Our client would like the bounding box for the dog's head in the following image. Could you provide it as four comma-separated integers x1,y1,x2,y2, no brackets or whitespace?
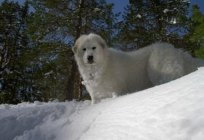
72,33,107,65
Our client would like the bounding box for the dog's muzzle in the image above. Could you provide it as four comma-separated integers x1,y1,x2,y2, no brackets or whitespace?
87,55,94,64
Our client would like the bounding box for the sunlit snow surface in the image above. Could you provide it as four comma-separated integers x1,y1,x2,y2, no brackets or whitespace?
1,67,204,140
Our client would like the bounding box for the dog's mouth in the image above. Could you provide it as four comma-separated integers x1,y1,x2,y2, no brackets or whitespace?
87,60,96,65
88,61,94,64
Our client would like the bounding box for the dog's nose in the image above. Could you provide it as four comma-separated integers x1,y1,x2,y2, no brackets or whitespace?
87,55,94,63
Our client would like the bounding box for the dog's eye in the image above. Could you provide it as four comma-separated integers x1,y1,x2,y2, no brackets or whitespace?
83,48,86,51
92,47,96,50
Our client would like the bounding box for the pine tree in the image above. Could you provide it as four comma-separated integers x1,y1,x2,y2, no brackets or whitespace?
187,5,204,59
118,0,191,50
0,0,31,103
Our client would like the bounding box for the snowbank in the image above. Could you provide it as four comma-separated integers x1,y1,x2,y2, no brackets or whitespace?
1,67,204,140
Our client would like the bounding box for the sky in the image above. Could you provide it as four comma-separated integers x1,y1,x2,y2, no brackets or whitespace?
106,0,204,15
0,0,203,16
0,0,203,26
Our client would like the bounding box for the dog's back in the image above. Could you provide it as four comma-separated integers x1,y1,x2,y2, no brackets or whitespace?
147,43,202,85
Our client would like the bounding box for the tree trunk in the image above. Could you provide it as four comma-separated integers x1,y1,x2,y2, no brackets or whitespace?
66,56,82,100
66,0,84,101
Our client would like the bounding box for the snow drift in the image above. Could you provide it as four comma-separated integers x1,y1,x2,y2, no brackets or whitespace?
1,67,204,140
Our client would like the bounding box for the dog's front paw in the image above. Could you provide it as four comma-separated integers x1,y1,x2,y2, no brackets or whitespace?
91,99,100,104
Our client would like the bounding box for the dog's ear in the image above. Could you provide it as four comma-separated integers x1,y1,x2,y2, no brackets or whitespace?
72,39,80,53
99,39,107,49
72,45,77,53
95,34,107,49
73,35,86,53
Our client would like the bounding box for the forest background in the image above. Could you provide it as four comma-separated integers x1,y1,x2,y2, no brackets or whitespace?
0,0,204,104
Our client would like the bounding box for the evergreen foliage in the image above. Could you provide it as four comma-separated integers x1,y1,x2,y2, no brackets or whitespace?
0,0,203,104
187,5,204,59
117,0,191,51
0,0,31,103
0,0,117,103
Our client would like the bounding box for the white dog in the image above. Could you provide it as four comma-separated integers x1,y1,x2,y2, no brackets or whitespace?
73,33,204,103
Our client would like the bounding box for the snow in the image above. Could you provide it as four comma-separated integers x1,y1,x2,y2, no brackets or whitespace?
163,9,169,13
94,8,101,12
44,70,54,76
182,0,191,3
136,14,142,18
170,17,177,24
1,67,204,140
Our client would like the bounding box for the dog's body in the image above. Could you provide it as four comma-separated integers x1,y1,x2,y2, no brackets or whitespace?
73,33,204,103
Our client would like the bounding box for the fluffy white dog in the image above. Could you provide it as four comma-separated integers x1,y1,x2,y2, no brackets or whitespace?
73,33,204,103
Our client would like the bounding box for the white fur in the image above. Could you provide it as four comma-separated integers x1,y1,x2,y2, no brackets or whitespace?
73,33,204,104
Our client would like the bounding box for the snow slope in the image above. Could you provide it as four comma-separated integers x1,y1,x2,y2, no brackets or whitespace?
1,68,204,140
